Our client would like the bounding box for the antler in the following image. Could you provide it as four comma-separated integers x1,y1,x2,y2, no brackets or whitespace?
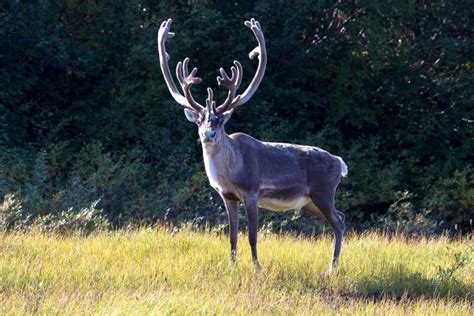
214,18,267,115
213,61,243,115
158,18,266,115
157,19,204,112
176,58,205,110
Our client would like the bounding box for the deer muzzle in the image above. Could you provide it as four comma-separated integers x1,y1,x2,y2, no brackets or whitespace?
202,128,216,143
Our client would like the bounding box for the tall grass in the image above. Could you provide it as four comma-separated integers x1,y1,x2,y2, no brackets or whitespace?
0,229,472,314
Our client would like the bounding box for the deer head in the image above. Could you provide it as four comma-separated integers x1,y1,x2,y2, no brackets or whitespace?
157,18,267,146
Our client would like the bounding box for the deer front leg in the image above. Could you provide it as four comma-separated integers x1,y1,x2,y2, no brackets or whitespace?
223,198,239,263
243,195,261,271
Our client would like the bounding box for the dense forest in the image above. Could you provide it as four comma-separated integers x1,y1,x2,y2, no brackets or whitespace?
1,0,472,235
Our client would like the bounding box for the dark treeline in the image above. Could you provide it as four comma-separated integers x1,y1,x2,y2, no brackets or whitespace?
0,0,472,234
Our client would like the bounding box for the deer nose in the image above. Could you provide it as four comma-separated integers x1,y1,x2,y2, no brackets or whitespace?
204,128,216,138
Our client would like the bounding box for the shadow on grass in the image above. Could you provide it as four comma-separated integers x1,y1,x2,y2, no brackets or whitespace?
271,263,472,301
351,263,473,301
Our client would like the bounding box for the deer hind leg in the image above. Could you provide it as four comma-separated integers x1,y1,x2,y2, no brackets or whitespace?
309,191,346,273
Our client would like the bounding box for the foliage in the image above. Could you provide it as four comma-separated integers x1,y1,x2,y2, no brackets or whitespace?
0,0,472,233
436,246,472,284
0,229,472,314
1,193,108,234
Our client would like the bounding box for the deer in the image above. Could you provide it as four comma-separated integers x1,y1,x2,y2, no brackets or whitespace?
157,18,348,273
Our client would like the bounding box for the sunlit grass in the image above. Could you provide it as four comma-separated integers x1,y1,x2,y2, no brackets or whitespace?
0,229,472,314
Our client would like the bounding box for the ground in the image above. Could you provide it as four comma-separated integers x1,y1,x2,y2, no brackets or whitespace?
0,229,472,314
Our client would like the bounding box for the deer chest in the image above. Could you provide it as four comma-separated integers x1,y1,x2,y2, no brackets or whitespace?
203,152,225,191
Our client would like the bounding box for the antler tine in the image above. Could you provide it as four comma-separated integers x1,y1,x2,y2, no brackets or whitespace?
175,57,205,112
206,87,217,113
157,19,204,112
214,60,243,115
234,61,243,88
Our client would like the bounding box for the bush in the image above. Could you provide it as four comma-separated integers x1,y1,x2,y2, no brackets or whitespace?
1,0,472,234
1,192,109,235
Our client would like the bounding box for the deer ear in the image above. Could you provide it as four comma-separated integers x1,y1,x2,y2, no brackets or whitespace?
184,108,198,123
222,109,234,125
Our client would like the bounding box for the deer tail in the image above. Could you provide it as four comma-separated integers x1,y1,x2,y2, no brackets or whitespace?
337,156,348,177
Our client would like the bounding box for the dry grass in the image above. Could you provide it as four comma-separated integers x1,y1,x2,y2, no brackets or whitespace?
0,229,472,315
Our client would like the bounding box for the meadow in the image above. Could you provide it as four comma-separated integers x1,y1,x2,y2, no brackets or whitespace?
0,229,472,315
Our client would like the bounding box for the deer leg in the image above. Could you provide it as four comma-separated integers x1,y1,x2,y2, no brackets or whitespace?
326,210,345,272
310,192,345,273
243,196,261,271
223,198,239,263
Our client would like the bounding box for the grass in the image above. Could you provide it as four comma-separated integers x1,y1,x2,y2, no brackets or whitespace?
0,228,472,315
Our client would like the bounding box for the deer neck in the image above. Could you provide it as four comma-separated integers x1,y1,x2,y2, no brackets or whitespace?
201,131,235,190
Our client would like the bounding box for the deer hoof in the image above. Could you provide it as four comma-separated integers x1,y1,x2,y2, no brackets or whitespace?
253,261,262,273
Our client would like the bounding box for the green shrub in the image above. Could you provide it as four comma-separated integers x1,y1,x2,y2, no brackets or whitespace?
1,0,472,234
